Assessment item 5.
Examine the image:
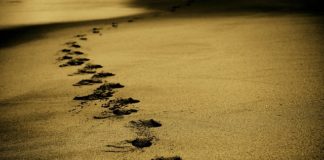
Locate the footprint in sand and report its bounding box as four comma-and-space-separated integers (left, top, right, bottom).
74, 82, 124, 100
58, 55, 73, 60
151, 156, 182, 160
69, 51, 84, 55
91, 71, 115, 78
61, 48, 71, 53
129, 138, 153, 148
105, 138, 153, 152
79, 37, 88, 40
72, 63, 103, 74
130, 119, 162, 128
73, 79, 103, 86
102, 97, 140, 110
75, 34, 86, 38
65, 41, 77, 45
70, 44, 81, 48
59, 58, 90, 67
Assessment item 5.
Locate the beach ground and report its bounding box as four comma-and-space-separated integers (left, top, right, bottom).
0, 4, 323, 160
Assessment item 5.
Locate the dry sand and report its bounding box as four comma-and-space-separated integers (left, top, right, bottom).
0, 2, 324, 160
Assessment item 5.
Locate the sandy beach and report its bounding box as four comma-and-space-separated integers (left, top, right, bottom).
0, 0, 323, 159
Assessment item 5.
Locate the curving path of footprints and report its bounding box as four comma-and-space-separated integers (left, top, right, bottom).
55, 1, 195, 159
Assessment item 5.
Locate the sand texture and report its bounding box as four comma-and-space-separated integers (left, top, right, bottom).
0, 0, 323, 159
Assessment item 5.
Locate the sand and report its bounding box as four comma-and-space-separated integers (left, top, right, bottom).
0, 1, 324, 160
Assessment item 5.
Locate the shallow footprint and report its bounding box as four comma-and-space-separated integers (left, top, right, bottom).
130, 119, 162, 128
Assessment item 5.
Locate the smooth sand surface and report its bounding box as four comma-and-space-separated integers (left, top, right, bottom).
0, 6, 323, 160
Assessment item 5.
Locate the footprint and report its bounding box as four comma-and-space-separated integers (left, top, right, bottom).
70, 44, 81, 48
129, 138, 152, 148
69, 51, 84, 55
75, 34, 86, 38
102, 97, 140, 109
112, 108, 138, 116
80, 37, 88, 40
73, 79, 102, 86
73, 82, 123, 100
74, 68, 97, 74
73, 64, 103, 74
91, 72, 115, 78
130, 119, 162, 128
61, 49, 71, 53
59, 58, 90, 67
65, 41, 77, 45
58, 55, 73, 60
92, 27, 102, 34
84, 63, 103, 69
151, 156, 182, 160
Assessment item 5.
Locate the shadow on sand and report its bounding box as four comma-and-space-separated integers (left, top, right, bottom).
0, 0, 323, 49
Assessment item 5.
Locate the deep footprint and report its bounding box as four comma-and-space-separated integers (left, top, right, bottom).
130, 138, 152, 148
151, 156, 182, 160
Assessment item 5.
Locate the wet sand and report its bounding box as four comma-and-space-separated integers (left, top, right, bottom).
0, 1, 324, 160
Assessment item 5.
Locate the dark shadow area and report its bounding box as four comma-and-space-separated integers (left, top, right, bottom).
0, 0, 323, 49
0, 13, 153, 49
129, 0, 324, 13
